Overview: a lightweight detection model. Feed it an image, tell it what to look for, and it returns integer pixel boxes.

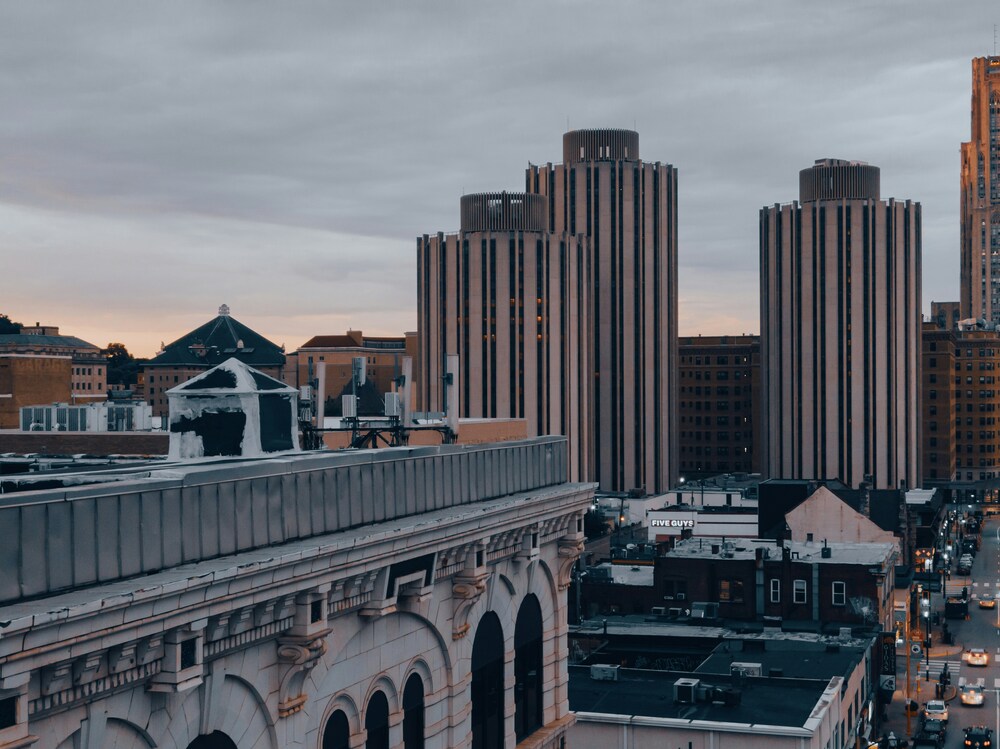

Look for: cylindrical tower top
[460,192,547,233]
[563,129,639,164]
[799,158,880,202]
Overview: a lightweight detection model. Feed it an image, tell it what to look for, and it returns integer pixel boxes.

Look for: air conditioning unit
[675,592,686,601]
[342,395,357,418]
[384,392,401,417]
[673,678,699,704]
[651,606,667,616]
[730,662,762,677]
[590,665,619,681]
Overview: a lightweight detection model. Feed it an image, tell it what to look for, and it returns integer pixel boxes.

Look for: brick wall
[0,432,168,455]
[0,356,72,429]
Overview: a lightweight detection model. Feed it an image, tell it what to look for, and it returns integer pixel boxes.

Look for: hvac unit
[342,395,357,418]
[673,678,699,704]
[651,606,667,616]
[384,392,401,417]
[590,665,620,682]
[730,662,762,677]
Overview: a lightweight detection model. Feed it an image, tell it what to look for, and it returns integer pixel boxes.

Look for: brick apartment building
[584,537,897,629]
[678,335,760,480]
[0,325,105,405]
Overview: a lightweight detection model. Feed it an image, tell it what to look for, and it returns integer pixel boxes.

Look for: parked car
[924,699,949,721]
[964,725,994,748]
[961,684,986,706]
[966,648,990,667]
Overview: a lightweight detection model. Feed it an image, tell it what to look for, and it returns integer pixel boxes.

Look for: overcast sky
[1,2,994,357]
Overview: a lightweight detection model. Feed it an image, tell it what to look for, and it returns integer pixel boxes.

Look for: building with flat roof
[761,159,921,491]
[569,630,876,748]
[418,191,591,483]
[0,328,105,404]
[678,335,760,479]
[527,129,679,494]
[0,354,72,428]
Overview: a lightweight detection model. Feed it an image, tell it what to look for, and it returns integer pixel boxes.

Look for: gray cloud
[0,0,991,354]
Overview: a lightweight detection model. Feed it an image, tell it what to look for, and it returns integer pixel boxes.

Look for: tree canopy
[104,342,142,386]
[0,314,22,334]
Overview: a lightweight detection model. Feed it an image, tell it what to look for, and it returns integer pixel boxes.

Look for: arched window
[185,732,238,749]
[471,612,505,749]
[365,690,389,749]
[322,709,350,749]
[514,594,544,740]
[403,673,425,749]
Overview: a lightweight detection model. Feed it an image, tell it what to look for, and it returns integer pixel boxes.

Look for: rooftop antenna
[995,24,997,56]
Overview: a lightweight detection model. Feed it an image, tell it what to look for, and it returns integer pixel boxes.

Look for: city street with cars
[883,512,1000,748]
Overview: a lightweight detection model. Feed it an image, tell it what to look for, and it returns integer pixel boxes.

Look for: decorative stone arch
[161,672,277,749]
[53,715,156,749]
[307,611,451,728]
[361,674,400,718]
[105,718,156,749]
[401,658,435,697]
[526,559,558,625]
[469,611,506,749]
[319,693,362,738]
[216,673,279,749]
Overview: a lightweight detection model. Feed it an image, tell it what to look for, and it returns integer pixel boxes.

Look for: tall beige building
[419,129,678,493]
[418,192,592,481]
[961,56,1000,323]
[527,129,678,493]
[760,159,921,491]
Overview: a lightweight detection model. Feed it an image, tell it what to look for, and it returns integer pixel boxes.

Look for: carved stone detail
[276,630,329,718]
[452,571,488,640]
[556,536,585,591]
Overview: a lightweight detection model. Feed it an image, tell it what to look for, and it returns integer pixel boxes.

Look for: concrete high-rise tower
[527,129,678,493]
[417,192,592,482]
[961,56,1000,323]
[760,159,921,491]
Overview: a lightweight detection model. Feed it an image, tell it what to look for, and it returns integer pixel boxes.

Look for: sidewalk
[879,641,965,743]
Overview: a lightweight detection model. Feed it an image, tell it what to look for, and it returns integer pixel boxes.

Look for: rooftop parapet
[799,158,880,202]
[0,436,569,604]
[562,128,639,164]
[459,192,547,233]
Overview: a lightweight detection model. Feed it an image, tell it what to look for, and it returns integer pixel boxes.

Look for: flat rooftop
[697,637,866,682]
[667,536,895,565]
[569,665,834,729]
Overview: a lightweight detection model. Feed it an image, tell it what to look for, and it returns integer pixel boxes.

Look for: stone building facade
[0,438,591,749]
[960,56,1000,324]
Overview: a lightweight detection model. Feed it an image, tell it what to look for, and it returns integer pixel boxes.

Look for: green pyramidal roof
[147,313,285,368]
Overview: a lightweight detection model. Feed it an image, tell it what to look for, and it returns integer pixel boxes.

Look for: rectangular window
[718,579,744,603]
[832,581,846,606]
[793,579,807,604]
[769,578,780,603]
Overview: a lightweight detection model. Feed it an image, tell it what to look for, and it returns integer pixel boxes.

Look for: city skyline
[1,2,996,357]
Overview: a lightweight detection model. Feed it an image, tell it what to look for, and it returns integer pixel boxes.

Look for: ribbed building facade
[961,56,1000,323]
[760,159,921,491]
[418,192,592,482]
[527,129,678,494]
